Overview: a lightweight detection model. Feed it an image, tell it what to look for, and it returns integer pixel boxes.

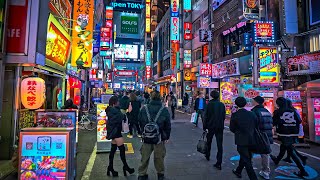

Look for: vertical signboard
[258,47,279,86]
[243,0,260,20]
[71,0,94,68]
[170,0,180,70]
[183,0,191,12]
[184,22,192,40]
[170,17,180,40]
[171,0,180,17]
[184,50,192,68]
[146,0,151,33]
[48,0,72,32]
[146,51,151,79]
[314,98,320,142]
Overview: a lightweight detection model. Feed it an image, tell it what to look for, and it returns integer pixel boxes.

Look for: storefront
[156,75,172,97]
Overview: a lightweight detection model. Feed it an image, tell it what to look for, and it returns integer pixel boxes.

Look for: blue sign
[183,0,191,12]
[111,1,144,11]
[170,17,180,41]
[146,51,151,66]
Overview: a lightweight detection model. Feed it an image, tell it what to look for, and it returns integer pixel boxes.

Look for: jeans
[138,142,166,176]
[206,129,223,165]
[195,109,205,127]
[235,146,258,180]
[261,154,270,174]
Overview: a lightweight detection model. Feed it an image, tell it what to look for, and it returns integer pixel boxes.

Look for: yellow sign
[21,78,46,110]
[220,82,238,115]
[258,47,279,86]
[146,18,151,32]
[106,89,113,94]
[71,0,94,68]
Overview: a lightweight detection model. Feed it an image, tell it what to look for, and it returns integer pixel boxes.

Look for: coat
[138,100,171,141]
[120,96,130,110]
[107,106,125,139]
[230,108,258,146]
[251,105,274,144]
[273,108,301,137]
[194,98,206,111]
[127,100,141,123]
[203,99,226,132]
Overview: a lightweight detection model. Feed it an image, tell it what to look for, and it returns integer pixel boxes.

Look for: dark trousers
[195,109,204,127]
[129,121,141,135]
[206,129,223,165]
[235,146,258,180]
[171,106,175,119]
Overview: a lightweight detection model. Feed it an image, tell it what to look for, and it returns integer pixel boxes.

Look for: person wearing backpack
[138,91,171,180]
[251,96,273,180]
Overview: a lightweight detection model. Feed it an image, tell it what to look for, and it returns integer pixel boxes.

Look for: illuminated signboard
[184,50,192,68]
[46,14,71,66]
[199,29,212,42]
[71,0,94,68]
[197,77,211,88]
[21,77,46,110]
[170,17,180,41]
[146,50,151,66]
[243,0,259,20]
[121,15,138,34]
[171,41,179,69]
[199,63,212,76]
[106,6,113,19]
[184,22,192,40]
[115,70,136,76]
[183,0,191,12]
[253,21,275,43]
[49,0,72,32]
[212,58,240,78]
[202,44,209,63]
[146,0,151,33]
[287,51,320,76]
[146,66,151,79]
[258,47,279,86]
[171,0,180,17]
[111,1,144,11]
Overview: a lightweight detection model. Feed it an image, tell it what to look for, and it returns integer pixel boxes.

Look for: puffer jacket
[138,100,171,141]
[273,108,301,137]
[251,105,274,144]
[107,106,125,139]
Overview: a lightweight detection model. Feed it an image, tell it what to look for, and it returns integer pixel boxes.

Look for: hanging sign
[71,0,94,68]
[183,0,191,12]
[21,77,46,109]
[253,21,275,43]
[184,50,192,68]
[184,22,192,40]
[202,44,209,63]
[199,29,212,42]
[171,0,179,17]
[287,51,320,76]
[49,0,72,31]
[199,63,212,76]
[170,17,180,41]
[212,58,240,78]
[197,77,211,88]
[258,47,279,86]
[243,0,260,20]
[106,6,113,20]
[146,0,151,33]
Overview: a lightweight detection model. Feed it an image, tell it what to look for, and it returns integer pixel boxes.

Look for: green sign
[121,15,138,34]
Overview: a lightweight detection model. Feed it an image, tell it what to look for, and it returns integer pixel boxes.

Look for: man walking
[194,92,206,127]
[138,91,171,180]
[251,96,273,180]
[168,92,177,120]
[230,97,258,180]
[203,90,226,170]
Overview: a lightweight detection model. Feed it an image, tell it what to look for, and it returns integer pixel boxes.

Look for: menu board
[96,104,109,142]
[19,133,68,180]
[314,98,320,142]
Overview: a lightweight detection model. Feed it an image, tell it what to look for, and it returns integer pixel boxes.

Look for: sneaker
[259,171,270,180]
[127,135,133,138]
[137,134,142,138]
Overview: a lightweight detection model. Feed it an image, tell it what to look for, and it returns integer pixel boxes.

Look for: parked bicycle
[79,111,97,131]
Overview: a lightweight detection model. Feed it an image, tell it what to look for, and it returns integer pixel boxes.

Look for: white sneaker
[259,171,270,180]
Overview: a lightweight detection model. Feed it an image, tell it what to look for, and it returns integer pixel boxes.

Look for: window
[309,0,320,25]
[193,19,201,34]
[310,34,320,52]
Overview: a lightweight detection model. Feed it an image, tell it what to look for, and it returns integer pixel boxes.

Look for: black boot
[107,144,118,177]
[118,144,135,176]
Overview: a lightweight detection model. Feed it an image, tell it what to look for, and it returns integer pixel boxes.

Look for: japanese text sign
[106,6,113,19]
[200,63,212,76]
[71,0,94,68]
[258,47,279,86]
[253,21,275,43]
[46,14,71,66]
[170,17,180,41]
[287,51,320,76]
[171,0,179,17]
[184,22,192,40]
[21,77,46,109]
[184,50,192,68]
[197,77,211,88]
[146,0,151,33]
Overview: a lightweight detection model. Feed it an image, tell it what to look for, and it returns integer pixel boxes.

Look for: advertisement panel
[46,15,71,66]
[199,63,212,76]
[171,41,179,69]
[105,6,113,19]
[243,0,260,20]
[287,51,320,76]
[314,98,320,142]
[96,104,109,142]
[21,78,46,110]
[6,0,29,54]
[199,29,212,42]
[212,58,240,78]
[49,0,72,31]
[197,77,211,88]
[171,0,180,17]
[184,22,192,40]
[253,21,275,43]
[258,47,279,86]
[184,68,192,81]
[114,44,138,59]
[115,70,136,76]
[202,44,209,63]
[71,0,94,68]
[170,17,180,41]
[146,50,151,66]
[220,81,239,114]
[184,50,192,68]
[121,15,138,34]
[146,0,151,33]
[183,0,191,12]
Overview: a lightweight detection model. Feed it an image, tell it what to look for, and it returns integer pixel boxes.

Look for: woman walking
[127,92,142,138]
[106,96,135,177]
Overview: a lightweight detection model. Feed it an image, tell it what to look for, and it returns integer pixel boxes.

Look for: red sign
[255,23,272,37]
[146,66,151,79]
[202,44,209,63]
[199,63,212,76]
[49,0,72,31]
[171,41,179,69]
[184,22,192,40]
[21,77,46,109]
[6,0,29,54]
[106,7,113,20]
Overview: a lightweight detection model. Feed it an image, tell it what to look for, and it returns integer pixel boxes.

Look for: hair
[210,90,219,100]
[151,90,161,101]
[170,91,173,95]
[144,92,150,99]
[286,99,296,111]
[109,96,119,107]
[129,92,137,101]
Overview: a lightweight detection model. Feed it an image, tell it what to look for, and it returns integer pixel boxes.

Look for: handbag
[197,131,208,154]
[191,112,198,124]
[122,116,129,133]
[249,128,271,154]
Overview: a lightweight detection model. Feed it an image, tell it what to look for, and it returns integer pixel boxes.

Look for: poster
[258,47,279,86]
[96,104,109,142]
[287,51,320,76]
[35,111,76,128]
[314,98,320,142]
[197,77,211,88]
[212,58,239,78]
[220,81,238,115]
[20,133,68,179]
[199,63,212,76]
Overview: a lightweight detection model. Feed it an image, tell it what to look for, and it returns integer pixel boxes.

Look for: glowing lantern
[21,77,46,109]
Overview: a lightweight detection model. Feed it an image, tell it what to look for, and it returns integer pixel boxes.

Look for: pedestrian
[182,93,189,112]
[203,90,226,170]
[120,91,130,114]
[144,92,151,105]
[230,97,258,180]
[106,96,135,177]
[271,97,308,178]
[127,92,142,138]
[168,92,177,119]
[251,96,273,180]
[62,99,78,109]
[194,92,206,127]
[138,91,171,180]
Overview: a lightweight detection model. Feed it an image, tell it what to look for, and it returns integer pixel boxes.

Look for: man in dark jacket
[203,90,226,169]
[194,92,207,127]
[138,91,171,180]
[251,96,273,180]
[119,91,130,114]
[230,97,258,180]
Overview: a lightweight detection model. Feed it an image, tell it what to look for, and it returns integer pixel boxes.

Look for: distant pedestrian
[62,99,78,109]
[182,93,189,112]
[120,91,130,114]
[106,96,134,177]
[138,91,171,180]
[168,92,177,120]
[144,92,150,105]
[251,96,273,180]
[271,97,308,178]
[230,97,258,180]
[194,92,206,127]
[127,93,142,138]
[203,90,226,170]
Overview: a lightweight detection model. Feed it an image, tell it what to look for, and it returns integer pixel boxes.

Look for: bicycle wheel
[84,118,97,131]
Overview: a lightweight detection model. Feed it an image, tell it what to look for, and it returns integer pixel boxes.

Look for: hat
[235,97,247,108]
[253,96,264,105]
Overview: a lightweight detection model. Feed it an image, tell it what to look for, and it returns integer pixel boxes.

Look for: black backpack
[142,105,165,144]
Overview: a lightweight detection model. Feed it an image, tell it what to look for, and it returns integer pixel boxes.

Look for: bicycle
[79,111,97,131]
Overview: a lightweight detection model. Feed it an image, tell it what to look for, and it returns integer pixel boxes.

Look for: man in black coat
[251,96,273,180]
[203,90,226,170]
[230,97,258,180]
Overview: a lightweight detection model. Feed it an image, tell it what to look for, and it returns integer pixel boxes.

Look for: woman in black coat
[106,96,134,177]
[127,93,141,138]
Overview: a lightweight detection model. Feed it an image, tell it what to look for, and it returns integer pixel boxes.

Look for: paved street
[75,111,320,180]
